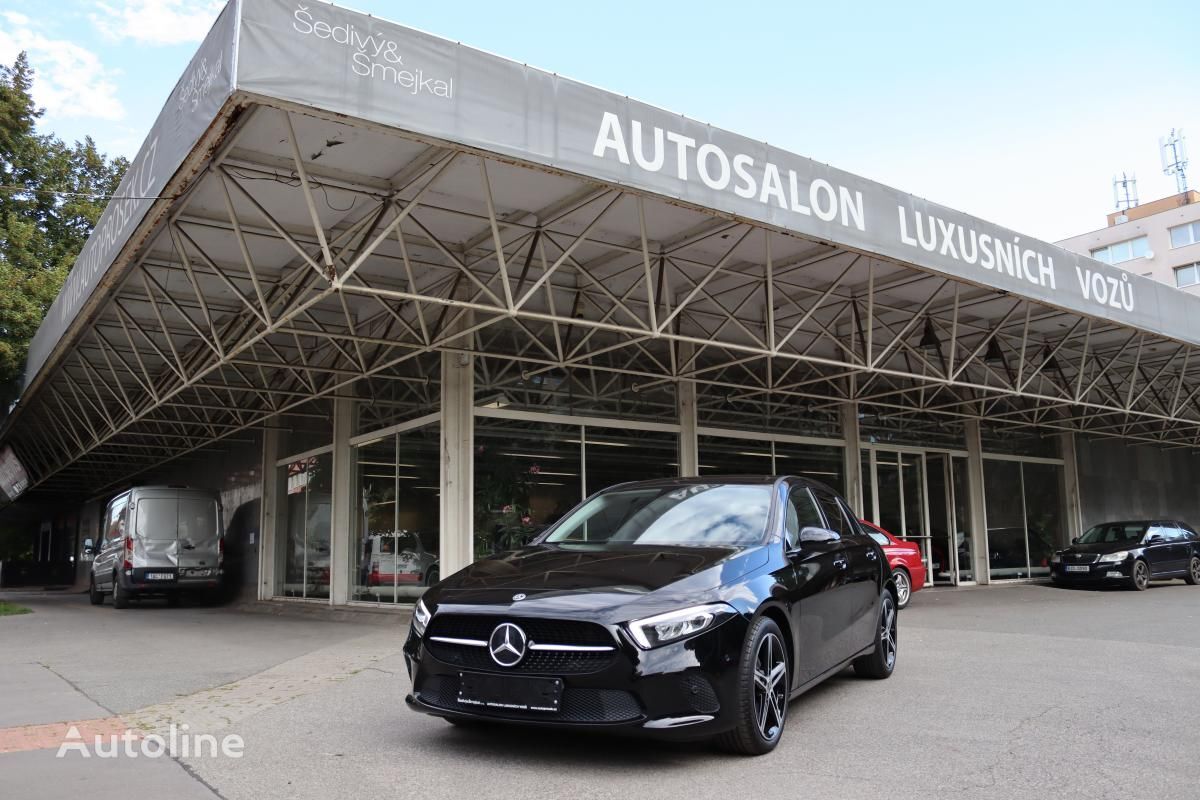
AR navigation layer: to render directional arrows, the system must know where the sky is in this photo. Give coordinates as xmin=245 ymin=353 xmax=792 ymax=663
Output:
xmin=0 ymin=0 xmax=1196 ymax=243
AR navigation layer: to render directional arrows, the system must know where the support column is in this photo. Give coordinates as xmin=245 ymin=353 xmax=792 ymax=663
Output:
xmin=258 ymin=423 xmax=280 ymax=600
xmin=440 ymin=350 xmax=475 ymax=577
xmin=1060 ymin=432 xmax=1083 ymax=542
xmin=330 ymin=396 xmax=355 ymax=605
xmin=964 ymin=418 xmax=990 ymax=585
xmin=839 ymin=401 xmax=863 ymax=515
xmin=677 ymin=377 xmax=699 ymax=477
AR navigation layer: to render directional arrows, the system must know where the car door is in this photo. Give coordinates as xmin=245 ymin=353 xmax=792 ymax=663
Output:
xmin=1142 ymin=523 xmax=1175 ymax=576
xmin=95 ymin=493 xmax=129 ymax=588
xmin=811 ymin=487 xmax=879 ymax=663
xmin=1165 ymin=524 xmax=1191 ymax=573
xmin=781 ymin=486 xmax=850 ymax=687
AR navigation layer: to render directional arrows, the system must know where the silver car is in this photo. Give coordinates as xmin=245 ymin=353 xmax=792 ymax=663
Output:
xmin=86 ymin=486 xmax=223 ymax=608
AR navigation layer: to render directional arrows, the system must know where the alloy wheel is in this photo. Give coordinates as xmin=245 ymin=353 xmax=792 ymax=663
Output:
xmin=1133 ymin=561 xmax=1149 ymax=590
xmin=880 ymin=596 xmax=898 ymax=670
xmin=894 ymin=571 xmax=911 ymax=607
xmin=1190 ymin=558 xmax=1200 ymax=584
xmin=752 ymin=632 xmax=787 ymax=742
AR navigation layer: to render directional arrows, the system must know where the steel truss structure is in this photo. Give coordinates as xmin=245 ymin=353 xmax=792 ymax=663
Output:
xmin=11 ymin=103 xmax=1200 ymax=497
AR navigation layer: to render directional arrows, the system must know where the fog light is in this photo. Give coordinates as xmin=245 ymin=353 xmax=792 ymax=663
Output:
xmin=1106 ymin=571 xmax=1124 ymax=578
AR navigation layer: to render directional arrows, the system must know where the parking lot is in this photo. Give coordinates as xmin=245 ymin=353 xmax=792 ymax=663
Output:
xmin=2 ymin=583 xmax=1199 ymax=800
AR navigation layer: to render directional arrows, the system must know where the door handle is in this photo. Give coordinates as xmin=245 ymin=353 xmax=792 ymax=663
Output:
xmin=833 ymin=556 xmax=848 ymax=570
xmin=866 ymin=549 xmax=878 ymax=561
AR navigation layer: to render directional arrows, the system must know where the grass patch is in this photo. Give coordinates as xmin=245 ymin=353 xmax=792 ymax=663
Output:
xmin=0 ymin=601 xmax=32 ymax=616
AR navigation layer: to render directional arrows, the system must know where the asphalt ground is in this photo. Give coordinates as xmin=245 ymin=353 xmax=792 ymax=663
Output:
xmin=2 ymin=580 xmax=1198 ymax=800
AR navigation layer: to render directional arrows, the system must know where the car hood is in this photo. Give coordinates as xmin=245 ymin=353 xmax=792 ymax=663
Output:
xmin=425 ymin=543 xmax=769 ymax=622
xmin=1060 ymin=541 xmax=1141 ymax=556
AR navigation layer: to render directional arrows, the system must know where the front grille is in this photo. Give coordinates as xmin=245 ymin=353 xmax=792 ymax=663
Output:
xmin=427 ymin=614 xmax=614 ymax=645
xmin=417 ymin=675 xmax=641 ymax=723
xmin=425 ymin=614 xmax=619 ymax=675
xmin=1063 ymin=553 xmax=1100 ymax=565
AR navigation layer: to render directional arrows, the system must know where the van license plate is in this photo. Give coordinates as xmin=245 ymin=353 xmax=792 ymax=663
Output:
xmin=145 ymin=572 xmax=174 ymax=580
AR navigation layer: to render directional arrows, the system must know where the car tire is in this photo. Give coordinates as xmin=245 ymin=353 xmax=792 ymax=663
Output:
xmin=88 ymin=576 xmax=103 ymax=606
xmin=715 ymin=615 xmax=788 ymax=756
xmin=424 ymin=567 xmax=440 ymax=587
xmin=1185 ymin=557 xmax=1200 ymax=586
xmin=1129 ymin=559 xmax=1150 ymax=591
xmin=853 ymin=590 xmax=898 ymax=680
xmin=111 ymin=575 xmax=130 ymax=609
xmin=893 ymin=568 xmax=912 ymax=609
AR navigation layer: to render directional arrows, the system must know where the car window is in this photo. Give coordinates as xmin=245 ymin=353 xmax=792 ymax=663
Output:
xmin=785 ymin=489 xmax=823 ymax=549
xmin=812 ymin=488 xmax=853 ymax=537
xmin=1164 ymin=526 xmax=1186 ymax=542
xmin=864 ymin=530 xmax=890 ymax=547
xmin=106 ymin=494 xmax=129 ymax=542
xmin=1146 ymin=525 xmax=1172 ymax=543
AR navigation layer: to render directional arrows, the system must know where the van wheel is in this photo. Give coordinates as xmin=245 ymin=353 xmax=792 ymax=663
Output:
xmin=112 ymin=576 xmax=130 ymax=609
xmin=89 ymin=576 xmax=103 ymax=606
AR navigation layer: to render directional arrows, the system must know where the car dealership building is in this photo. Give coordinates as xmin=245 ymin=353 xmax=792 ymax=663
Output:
xmin=6 ymin=0 xmax=1200 ymax=603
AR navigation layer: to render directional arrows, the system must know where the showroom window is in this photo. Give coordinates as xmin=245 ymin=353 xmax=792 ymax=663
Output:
xmin=473 ymin=414 xmax=678 ymax=560
xmin=475 ymin=356 xmax=677 ymax=424
xmin=698 ymin=435 xmax=845 ymax=495
xmin=351 ymin=421 xmax=441 ymax=604
xmin=275 ymin=450 xmax=333 ymax=599
xmin=982 ymin=457 xmax=1065 ymax=580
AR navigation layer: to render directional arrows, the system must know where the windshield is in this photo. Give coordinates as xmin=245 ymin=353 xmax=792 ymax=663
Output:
xmin=542 ymin=484 xmax=773 ymax=547
xmin=1078 ymin=522 xmax=1147 ymax=545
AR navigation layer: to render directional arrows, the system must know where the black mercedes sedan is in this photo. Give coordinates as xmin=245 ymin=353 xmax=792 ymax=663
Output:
xmin=403 ymin=476 xmax=898 ymax=755
xmin=1050 ymin=520 xmax=1200 ymax=590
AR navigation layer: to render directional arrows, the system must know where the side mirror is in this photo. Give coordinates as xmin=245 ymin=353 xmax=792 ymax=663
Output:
xmin=799 ymin=526 xmax=841 ymax=545
xmin=83 ymin=538 xmax=95 ymax=554
xmin=1146 ymin=534 xmax=1164 ymax=545
xmin=1071 ymin=537 xmax=1079 ymax=545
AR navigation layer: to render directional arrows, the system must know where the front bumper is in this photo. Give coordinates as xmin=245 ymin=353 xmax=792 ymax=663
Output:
xmin=403 ymin=614 xmax=749 ymax=739
xmin=1050 ymin=560 xmax=1131 ymax=584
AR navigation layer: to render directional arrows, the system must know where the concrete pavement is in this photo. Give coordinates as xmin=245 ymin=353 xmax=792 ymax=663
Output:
xmin=2 ymin=582 xmax=1199 ymax=800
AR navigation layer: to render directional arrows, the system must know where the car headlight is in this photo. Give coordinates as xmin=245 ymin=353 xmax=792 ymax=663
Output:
xmin=1098 ymin=551 xmax=1129 ymax=563
xmin=1050 ymin=553 xmax=1062 ymax=564
xmin=626 ymin=603 xmax=736 ymax=649
xmin=412 ymin=597 xmax=431 ymax=636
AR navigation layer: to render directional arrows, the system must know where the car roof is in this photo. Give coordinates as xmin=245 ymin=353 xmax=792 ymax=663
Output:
xmin=599 ymin=475 xmax=837 ymax=493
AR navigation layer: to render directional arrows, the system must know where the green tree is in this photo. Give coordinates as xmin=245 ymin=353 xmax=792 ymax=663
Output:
xmin=0 ymin=53 xmax=128 ymax=407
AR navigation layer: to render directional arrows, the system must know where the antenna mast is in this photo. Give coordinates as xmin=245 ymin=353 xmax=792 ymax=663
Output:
xmin=1161 ymin=129 xmax=1189 ymax=193
xmin=1113 ymin=172 xmax=1139 ymax=211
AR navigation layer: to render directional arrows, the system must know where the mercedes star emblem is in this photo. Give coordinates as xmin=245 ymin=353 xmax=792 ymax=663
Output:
xmin=512 ymin=593 xmax=526 ymax=601
xmin=488 ymin=622 xmax=528 ymax=667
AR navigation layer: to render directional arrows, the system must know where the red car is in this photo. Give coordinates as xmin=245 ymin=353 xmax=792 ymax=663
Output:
xmin=860 ymin=520 xmax=926 ymax=609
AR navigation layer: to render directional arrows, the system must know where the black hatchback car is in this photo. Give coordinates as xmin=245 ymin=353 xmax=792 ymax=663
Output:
xmin=403 ymin=476 xmax=898 ymax=755
xmin=1050 ymin=520 xmax=1200 ymax=590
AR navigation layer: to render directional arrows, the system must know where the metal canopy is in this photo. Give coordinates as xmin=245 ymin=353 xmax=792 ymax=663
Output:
xmin=8 ymin=0 xmax=1200 ymax=497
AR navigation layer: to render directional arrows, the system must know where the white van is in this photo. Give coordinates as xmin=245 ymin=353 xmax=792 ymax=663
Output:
xmin=86 ymin=486 xmax=223 ymax=608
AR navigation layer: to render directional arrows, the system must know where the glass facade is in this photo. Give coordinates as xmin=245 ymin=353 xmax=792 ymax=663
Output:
xmin=266 ymin=387 xmax=1078 ymax=603
xmin=699 ymin=436 xmax=844 ymax=494
xmin=473 ymin=417 xmax=677 ymax=560
xmin=983 ymin=458 xmax=1065 ymax=580
xmin=276 ymin=452 xmax=333 ymax=598
xmin=352 ymin=424 xmax=440 ymax=603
